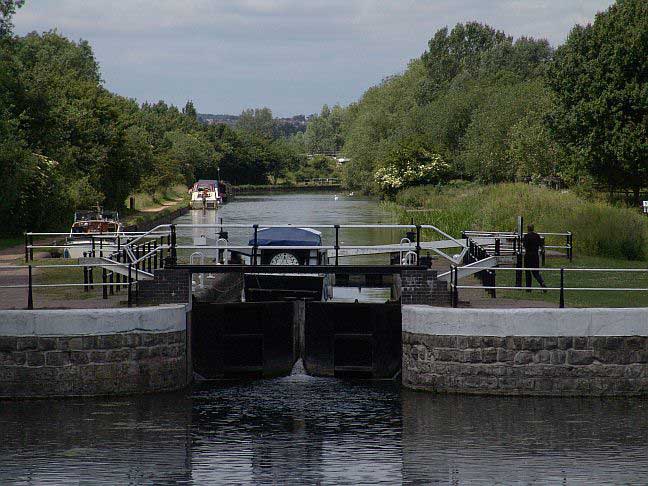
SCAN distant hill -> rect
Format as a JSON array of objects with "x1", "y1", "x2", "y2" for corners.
[
  {"x1": 198, "y1": 113, "x2": 309, "y2": 136},
  {"x1": 197, "y1": 113, "x2": 239, "y2": 126}
]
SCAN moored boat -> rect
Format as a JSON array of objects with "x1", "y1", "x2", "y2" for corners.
[
  {"x1": 242, "y1": 227, "x2": 333, "y2": 302},
  {"x1": 63, "y1": 208, "x2": 124, "y2": 259},
  {"x1": 189, "y1": 180, "x2": 220, "y2": 209}
]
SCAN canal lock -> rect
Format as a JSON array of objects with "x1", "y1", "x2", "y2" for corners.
[{"x1": 191, "y1": 301, "x2": 402, "y2": 380}]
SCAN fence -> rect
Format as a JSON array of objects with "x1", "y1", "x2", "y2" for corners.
[
  {"x1": 25, "y1": 223, "x2": 467, "y2": 268},
  {"x1": 0, "y1": 263, "x2": 142, "y2": 310},
  {"x1": 449, "y1": 266, "x2": 648, "y2": 308},
  {"x1": 462, "y1": 230, "x2": 573, "y2": 262}
]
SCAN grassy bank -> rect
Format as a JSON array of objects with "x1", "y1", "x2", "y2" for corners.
[
  {"x1": 123, "y1": 184, "x2": 187, "y2": 213},
  {"x1": 388, "y1": 182, "x2": 648, "y2": 261},
  {"x1": 495, "y1": 255, "x2": 648, "y2": 308},
  {"x1": 122, "y1": 184, "x2": 188, "y2": 228}
]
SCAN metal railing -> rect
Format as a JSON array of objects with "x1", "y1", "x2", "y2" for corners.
[
  {"x1": 462, "y1": 230, "x2": 573, "y2": 261},
  {"x1": 15, "y1": 222, "x2": 472, "y2": 306},
  {"x1": 25, "y1": 223, "x2": 470, "y2": 272},
  {"x1": 449, "y1": 265, "x2": 647, "y2": 308},
  {"x1": 0, "y1": 263, "x2": 141, "y2": 309}
]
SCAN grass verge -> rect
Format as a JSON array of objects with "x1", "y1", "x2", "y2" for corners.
[
  {"x1": 493, "y1": 254, "x2": 648, "y2": 308},
  {"x1": 124, "y1": 184, "x2": 188, "y2": 212},
  {"x1": 30, "y1": 259, "x2": 101, "y2": 301},
  {"x1": 389, "y1": 182, "x2": 648, "y2": 261}
]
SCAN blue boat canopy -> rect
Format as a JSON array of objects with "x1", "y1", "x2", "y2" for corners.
[{"x1": 250, "y1": 227, "x2": 322, "y2": 247}]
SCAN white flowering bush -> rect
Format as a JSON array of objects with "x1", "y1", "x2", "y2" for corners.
[{"x1": 374, "y1": 144, "x2": 450, "y2": 194}]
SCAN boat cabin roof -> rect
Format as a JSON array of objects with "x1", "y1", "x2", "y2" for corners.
[
  {"x1": 74, "y1": 209, "x2": 119, "y2": 222},
  {"x1": 193, "y1": 180, "x2": 218, "y2": 189},
  {"x1": 249, "y1": 227, "x2": 322, "y2": 247}
]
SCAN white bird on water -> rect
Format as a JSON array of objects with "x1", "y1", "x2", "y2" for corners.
[{"x1": 334, "y1": 195, "x2": 339, "y2": 200}]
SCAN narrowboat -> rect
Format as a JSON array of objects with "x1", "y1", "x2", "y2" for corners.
[
  {"x1": 63, "y1": 208, "x2": 124, "y2": 259},
  {"x1": 242, "y1": 227, "x2": 333, "y2": 302},
  {"x1": 189, "y1": 180, "x2": 221, "y2": 209}
]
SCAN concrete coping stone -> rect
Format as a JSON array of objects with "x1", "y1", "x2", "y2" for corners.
[
  {"x1": 0, "y1": 304, "x2": 188, "y2": 336},
  {"x1": 403, "y1": 305, "x2": 648, "y2": 337}
]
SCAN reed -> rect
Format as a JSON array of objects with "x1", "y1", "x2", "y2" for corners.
[{"x1": 390, "y1": 183, "x2": 648, "y2": 261}]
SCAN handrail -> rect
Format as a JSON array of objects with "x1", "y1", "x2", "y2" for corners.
[
  {"x1": 453, "y1": 266, "x2": 647, "y2": 273},
  {"x1": 449, "y1": 263, "x2": 648, "y2": 308}
]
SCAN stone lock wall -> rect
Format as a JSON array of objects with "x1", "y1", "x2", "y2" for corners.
[
  {"x1": 138, "y1": 269, "x2": 192, "y2": 306},
  {"x1": 400, "y1": 269, "x2": 451, "y2": 306},
  {"x1": 402, "y1": 306, "x2": 648, "y2": 396},
  {"x1": 0, "y1": 306, "x2": 189, "y2": 398}
]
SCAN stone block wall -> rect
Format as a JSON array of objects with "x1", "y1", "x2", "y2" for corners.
[
  {"x1": 402, "y1": 306, "x2": 648, "y2": 396},
  {"x1": 400, "y1": 269, "x2": 451, "y2": 306},
  {"x1": 138, "y1": 268, "x2": 192, "y2": 306},
  {"x1": 0, "y1": 330, "x2": 187, "y2": 398},
  {"x1": 0, "y1": 306, "x2": 189, "y2": 398}
]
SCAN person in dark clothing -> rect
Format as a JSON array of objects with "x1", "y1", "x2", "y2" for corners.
[{"x1": 522, "y1": 224, "x2": 546, "y2": 292}]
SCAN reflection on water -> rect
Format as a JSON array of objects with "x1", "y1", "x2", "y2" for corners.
[
  {"x1": 174, "y1": 192, "x2": 398, "y2": 302},
  {"x1": 4, "y1": 193, "x2": 643, "y2": 484},
  {"x1": 3, "y1": 382, "x2": 648, "y2": 484},
  {"x1": 0, "y1": 393, "x2": 192, "y2": 485},
  {"x1": 174, "y1": 192, "x2": 400, "y2": 248},
  {"x1": 402, "y1": 391, "x2": 648, "y2": 484}
]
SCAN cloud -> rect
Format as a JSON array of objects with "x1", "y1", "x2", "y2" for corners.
[{"x1": 13, "y1": 0, "x2": 614, "y2": 115}]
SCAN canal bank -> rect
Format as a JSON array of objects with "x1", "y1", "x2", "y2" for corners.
[
  {"x1": 0, "y1": 305, "x2": 190, "y2": 398},
  {"x1": 402, "y1": 305, "x2": 648, "y2": 396}
]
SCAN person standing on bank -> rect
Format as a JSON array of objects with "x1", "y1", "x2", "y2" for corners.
[{"x1": 522, "y1": 224, "x2": 547, "y2": 292}]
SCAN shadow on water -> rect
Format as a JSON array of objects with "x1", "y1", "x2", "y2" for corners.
[
  {"x1": 402, "y1": 390, "x2": 648, "y2": 484},
  {"x1": 0, "y1": 392, "x2": 193, "y2": 485},
  {"x1": 4, "y1": 193, "x2": 648, "y2": 483},
  {"x1": 2, "y1": 383, "x2": 648, "y2": 483}
]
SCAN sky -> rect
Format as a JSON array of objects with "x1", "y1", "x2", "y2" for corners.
[{"x1": 13, "y1": 0, "x2": 615, "y2": 117}]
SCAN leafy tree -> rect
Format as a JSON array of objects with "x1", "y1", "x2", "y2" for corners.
[
  {"x1": 303, "y1": 104, "x2": 346, "y2": 154},
  {"x1": 547, "y1": 0, "x2": 648, "y2": 203},
  {"x1": 419, "y1": 22, "x2": 510, "y2": 100},
  {"x1": 182, "y1": 100, "x2": 197, "y2": 120},
  {"x1": 460, "y1": 79, "x2": 554, "y2": 183},
  {"x1": 0, "y1": 0, "x2": 24, "y2": 36},
  {"x1": 236, "y1": 107, "x2": 275, "y2": 139}
]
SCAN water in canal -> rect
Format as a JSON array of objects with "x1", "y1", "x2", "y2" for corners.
[
  {"x1": 174, "y1": 191, "x2": 404, "y2": 302},
  {"x1": 2, "y1": 192, "x2": 648, "y2": 484}
]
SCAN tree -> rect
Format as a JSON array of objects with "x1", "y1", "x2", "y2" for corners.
[
  {"x1": 182, "y1": 100, "x2": 197, "y2": 120},
  {"x1": 0, "y1": 0, "x2": 24, "y2": 36},
  {"x1": 236, "y1": 107, "x2": 275, "y2": 139},
  {"x1": 547, "y1": 0, "x2": 648, "y2": 203},
  {"x1": 419, "y1": 22, "x2": 510, "y2": 100},
  {"x1": 303, "y1": 104, "x2": 347, "y2": 154}
]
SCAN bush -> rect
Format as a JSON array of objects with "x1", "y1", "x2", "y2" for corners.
[{"x1": 391, "y1": 182, "x2": 648, "y2": 261}]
